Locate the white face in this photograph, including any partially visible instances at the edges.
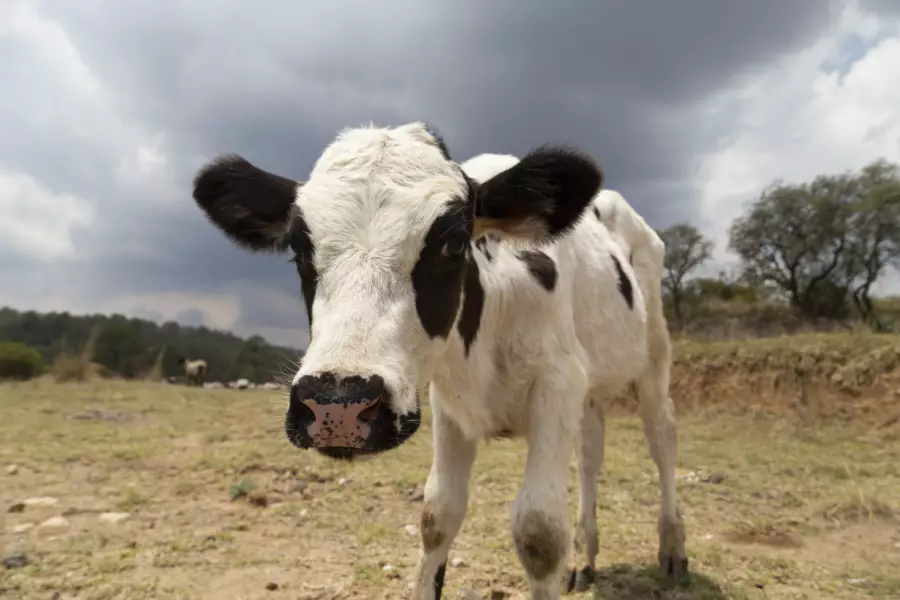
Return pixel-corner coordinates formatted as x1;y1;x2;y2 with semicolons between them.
290;124;473;418
192;121;603;459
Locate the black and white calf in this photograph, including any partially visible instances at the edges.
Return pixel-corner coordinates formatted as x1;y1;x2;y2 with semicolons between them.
191;122;687;599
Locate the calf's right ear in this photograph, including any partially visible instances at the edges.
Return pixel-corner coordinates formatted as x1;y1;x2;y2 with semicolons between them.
192;154;301;252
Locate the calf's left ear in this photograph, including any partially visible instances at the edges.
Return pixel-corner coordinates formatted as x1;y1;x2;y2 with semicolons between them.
192;154;302;253
472;145;603;244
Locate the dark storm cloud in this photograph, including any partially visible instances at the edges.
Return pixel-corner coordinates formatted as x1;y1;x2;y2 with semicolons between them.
3;0;841;344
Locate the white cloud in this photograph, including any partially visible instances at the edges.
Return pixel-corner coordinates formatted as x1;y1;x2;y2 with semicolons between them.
0;170;94;260
694;2;900;290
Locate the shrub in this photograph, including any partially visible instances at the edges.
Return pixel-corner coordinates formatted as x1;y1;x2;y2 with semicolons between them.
0;342;45;380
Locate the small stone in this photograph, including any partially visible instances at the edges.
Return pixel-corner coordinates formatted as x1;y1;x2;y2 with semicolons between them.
489;590;511;600
382;564;400;579
338;477;352;487
265;582;279;591
406;485;425;501
299;509;309;518
12;523;34;533
8;503;25;513
450;557;467;568
405;525;419;537
2;554;29;569
39;516;69;529
291;480;308;494
704;473;727;484
459;588;481;600
247;491;269;507
23;497;59;507
99;512;130;524
6;465;18;475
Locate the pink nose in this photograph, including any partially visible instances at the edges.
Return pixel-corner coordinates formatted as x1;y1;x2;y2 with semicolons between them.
304;397;382;448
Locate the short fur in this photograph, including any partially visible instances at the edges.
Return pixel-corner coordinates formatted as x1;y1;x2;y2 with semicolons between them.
190;123;687;599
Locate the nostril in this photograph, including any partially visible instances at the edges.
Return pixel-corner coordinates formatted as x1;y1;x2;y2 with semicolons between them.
357;397;383;424
289;386;317;425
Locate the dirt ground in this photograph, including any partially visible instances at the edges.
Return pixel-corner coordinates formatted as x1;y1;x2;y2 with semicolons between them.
1;378;899;600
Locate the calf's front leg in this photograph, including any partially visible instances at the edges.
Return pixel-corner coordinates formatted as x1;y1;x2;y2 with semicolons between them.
513;370;585;600
409;395;476;600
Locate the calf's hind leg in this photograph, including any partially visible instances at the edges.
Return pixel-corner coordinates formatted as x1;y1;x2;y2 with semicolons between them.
635;361;688;580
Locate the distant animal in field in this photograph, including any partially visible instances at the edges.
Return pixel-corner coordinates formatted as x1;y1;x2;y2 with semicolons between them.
177;358;207;387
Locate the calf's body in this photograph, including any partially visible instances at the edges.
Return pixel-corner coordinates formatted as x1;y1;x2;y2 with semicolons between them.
190;123;686;599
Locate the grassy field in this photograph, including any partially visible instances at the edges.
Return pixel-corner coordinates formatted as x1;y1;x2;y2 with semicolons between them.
2;333;900;599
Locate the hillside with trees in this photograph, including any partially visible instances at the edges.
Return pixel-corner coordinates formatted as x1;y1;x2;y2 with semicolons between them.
658;158;900;339
0;307;303;383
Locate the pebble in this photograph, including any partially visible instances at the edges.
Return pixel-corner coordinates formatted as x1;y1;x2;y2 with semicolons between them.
8;503;25;513
450;557;467;568
23;497;59;507
405;524;419;537
5;465;18;475
265;582;279;591
39;516;69;529
1;554;29;569
291;480;308;494
338;477;352;487
12;523;35;533
459;589;480;600
99;512;130;524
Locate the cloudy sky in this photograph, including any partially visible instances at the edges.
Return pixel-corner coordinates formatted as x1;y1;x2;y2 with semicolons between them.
2;0;900;348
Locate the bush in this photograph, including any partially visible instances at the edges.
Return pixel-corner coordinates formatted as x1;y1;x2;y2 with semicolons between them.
0;341;45;380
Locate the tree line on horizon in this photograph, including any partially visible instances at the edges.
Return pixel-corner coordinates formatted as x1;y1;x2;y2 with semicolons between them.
659;158;900;332
0;307;302;383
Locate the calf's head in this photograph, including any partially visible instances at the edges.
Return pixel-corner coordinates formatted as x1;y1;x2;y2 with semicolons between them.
192;123;603;460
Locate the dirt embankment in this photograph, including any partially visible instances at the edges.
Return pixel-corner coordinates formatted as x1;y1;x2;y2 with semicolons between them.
607;333;900;426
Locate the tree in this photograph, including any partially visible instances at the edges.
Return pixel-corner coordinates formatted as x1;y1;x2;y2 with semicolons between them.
728;174;857;319
659;223;713;324
729;161;900;324
841;160;900;330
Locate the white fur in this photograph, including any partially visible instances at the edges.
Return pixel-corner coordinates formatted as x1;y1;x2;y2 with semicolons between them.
286;124;685;599
181;359;207;387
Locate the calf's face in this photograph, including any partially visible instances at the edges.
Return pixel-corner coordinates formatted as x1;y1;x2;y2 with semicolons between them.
192;123;602;460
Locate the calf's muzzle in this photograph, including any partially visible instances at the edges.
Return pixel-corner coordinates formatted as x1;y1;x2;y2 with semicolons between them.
286;372;419;460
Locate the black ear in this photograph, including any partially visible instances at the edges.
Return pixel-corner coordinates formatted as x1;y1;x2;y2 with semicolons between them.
473;145;603;243
192;154;301;252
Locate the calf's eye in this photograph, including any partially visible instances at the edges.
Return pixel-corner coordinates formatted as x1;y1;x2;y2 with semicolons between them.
441;236;466;258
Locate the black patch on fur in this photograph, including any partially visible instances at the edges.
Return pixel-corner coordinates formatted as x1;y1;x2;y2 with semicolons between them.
192;154;298;252
476;145;603;241
285;209;318;330
422;123;452;161
611;254;634;309
517;249;557;291
474;236;493;261
411;201;472;338
457;253;485;355
433;563;447;600
592;205;601;221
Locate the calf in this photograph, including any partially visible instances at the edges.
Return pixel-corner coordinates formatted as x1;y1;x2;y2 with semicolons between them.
177;358;207;387
191;122;687;599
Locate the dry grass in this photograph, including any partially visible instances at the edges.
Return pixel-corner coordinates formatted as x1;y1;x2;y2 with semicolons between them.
50;323;116;384
2;332;900;599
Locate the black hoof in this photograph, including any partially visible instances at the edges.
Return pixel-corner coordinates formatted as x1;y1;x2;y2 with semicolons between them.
564;566;594;593
659;553;689;582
